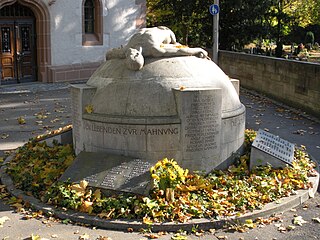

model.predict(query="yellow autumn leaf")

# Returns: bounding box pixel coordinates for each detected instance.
[79,233,90,240]
[71,180,88,196]
[171,233,188,240]
[143,216,153,225]
[85,105,94,114]
[293,216,307,226]
[144,233,159,239]
[31,234,41,240]
[36,113,48,119]
[0,216,10,227]
[80,200,93,213]
[243,219,256,228]
[11,202,24,211]
[177,185,197,192]
[17,116,26,124]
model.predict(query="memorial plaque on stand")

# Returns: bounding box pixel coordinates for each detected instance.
[250,129,295,170]
[59,152,153,195]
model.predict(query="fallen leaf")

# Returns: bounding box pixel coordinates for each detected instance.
[55,108,66,113]
[244,219,256,228]
[85,105,94,114]
[312,217,320,223]
[35,113,48,120]
[31,234,41,240]
[142,216,153,225]
[171,233,188,240]
[293,216,307,226]
[0,216,10,227]
[11,202,24,211]
[71,180,88,197]
[217,236,228,239]
[292,129,306,135]
[35,121,43,125]
[287,225,296,230]
[144,233,159,239]
[97,237,112,240]
[1,133,9,139]
[278,226,287,232]
[78,233,90,240]
[17,116,26,124]
[50,118,61,123]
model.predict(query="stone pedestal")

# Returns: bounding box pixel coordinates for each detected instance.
[71,55,246,174]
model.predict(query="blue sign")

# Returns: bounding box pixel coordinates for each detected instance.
[209,4,219,15]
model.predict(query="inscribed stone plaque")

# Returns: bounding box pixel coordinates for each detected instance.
[59,152,153,195]
[174,88,222,172]
[250,129,295,169]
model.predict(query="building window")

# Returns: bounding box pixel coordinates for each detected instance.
[84,0,94,33]
[83,0,102,46]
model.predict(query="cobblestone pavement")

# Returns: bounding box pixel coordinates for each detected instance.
[0,83,319,240]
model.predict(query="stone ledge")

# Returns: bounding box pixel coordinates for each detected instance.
[83,113,181,125]
[1,148,318,232]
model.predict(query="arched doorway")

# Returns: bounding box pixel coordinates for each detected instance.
[0,2,36,84]
[0,0,51,84]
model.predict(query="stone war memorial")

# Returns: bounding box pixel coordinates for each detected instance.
[64,26,246,195]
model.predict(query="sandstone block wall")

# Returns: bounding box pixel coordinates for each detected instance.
[219,51,320,118]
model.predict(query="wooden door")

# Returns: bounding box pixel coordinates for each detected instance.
[17,22,36,82]
[0,24,14,81]
[0,3,37,84]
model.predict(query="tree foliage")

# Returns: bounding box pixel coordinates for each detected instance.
[219,0,275,50]
[146,0,320,50]
[147,0,212,47]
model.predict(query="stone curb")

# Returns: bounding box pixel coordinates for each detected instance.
[0,152,319,232]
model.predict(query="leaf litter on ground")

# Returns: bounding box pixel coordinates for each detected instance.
[3,128,318,226]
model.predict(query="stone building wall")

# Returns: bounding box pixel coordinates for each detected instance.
[219,51,320,118]
[48,0,146,82]
[0,0,146,83]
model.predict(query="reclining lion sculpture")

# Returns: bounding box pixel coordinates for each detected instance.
[106,26,209,70]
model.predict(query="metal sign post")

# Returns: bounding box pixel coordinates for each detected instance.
[209,0,219,64]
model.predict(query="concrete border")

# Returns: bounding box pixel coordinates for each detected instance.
[0,148,319,232]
